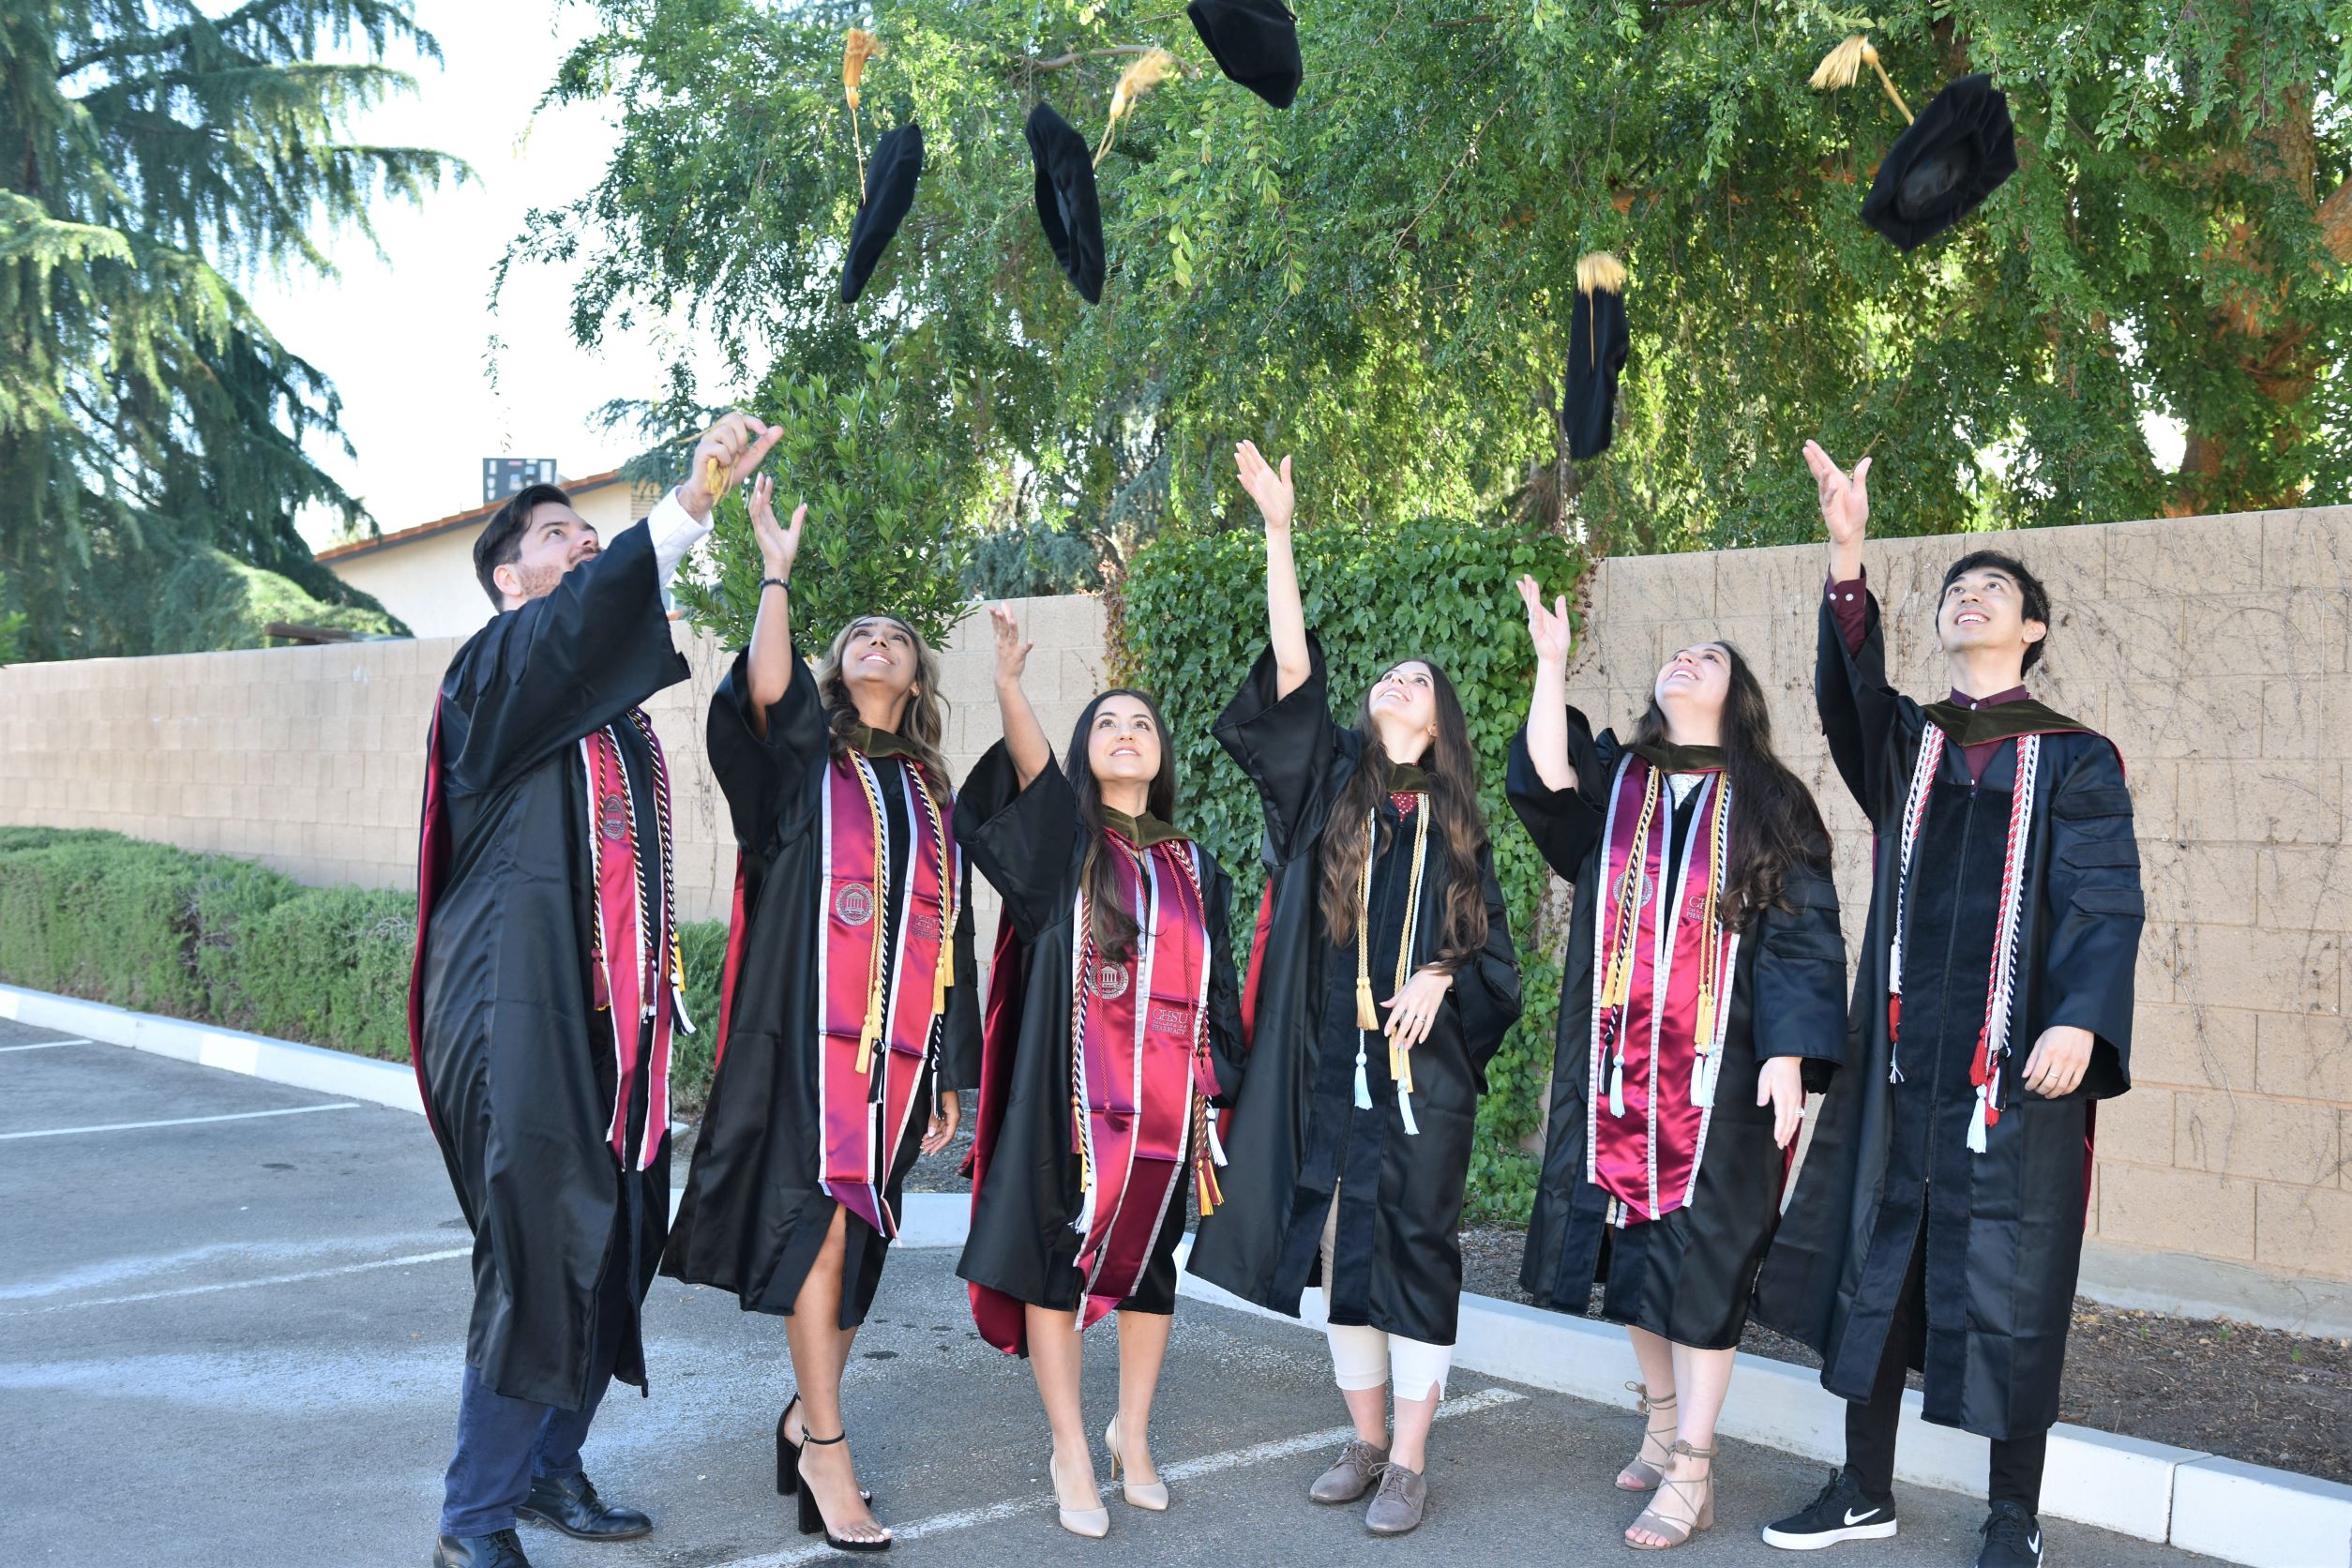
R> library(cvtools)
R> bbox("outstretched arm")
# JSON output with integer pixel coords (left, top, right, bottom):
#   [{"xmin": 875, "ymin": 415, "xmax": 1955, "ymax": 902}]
[
  {"xmin": 1234, "ymin": 440, "xmax": 1309, "ymax": 699},
  {"xmin": 1517, "ymin": 575, "xmax": 1577, "ymax": 791},
  {"xmin": 741, "ymin": 475, "xmax": 807, "ymax": 738},
  {"xmin": 1810, "ymin": 439, "xmax": 1870, "ymax": 587},
  {"xmin": 988, "ymin": 605, "xmax": 1051, "ymax": 787}
]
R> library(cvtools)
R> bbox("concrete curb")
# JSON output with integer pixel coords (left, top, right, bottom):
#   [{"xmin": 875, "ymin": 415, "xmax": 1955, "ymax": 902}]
[
  {"xmin": 8, "ymin": 981, "xmax": 2345, "ymax": 1566},
  {"xmin": 0, "ymin": 983, "xmax": 425, "ymax": 1114}
]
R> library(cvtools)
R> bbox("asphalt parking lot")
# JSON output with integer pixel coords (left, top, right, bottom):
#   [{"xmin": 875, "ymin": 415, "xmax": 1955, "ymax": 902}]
[{"xmin": 0, "ymin": 1017, "xmax": 2220, "ymax": 1567}]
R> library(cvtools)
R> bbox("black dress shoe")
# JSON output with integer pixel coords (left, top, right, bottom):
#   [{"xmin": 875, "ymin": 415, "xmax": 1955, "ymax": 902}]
[
  {"xmin": 432, "ymin": 1529, "xmax": 531, "ymax": 1568},
  {"xmin": 516, "ymin": 1470, "xmax": 654, "ymax": 1542}
]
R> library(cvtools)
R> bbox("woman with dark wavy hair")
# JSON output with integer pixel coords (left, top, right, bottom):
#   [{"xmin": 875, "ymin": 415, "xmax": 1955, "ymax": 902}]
[
  {"xmin": 1186, "ymin": 443, "xmax": 1522, "ymax": 1540},
  {"xmin": 662, "ymin": 478, "xmax": 979, "ymax": 1553},
  {"xmin": 954, "ymin": 606, "xmax": 1246, "ymax": 1540},
  {"xmin": 1507, "ymin": 578, "xmax": 1848, "ymax": 1551}
]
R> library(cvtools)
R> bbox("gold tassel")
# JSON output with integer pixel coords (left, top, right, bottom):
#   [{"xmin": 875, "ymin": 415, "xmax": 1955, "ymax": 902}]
[
  {"xmin": 701, "ymin": 453, "xmax": 728, "ymax": 504},
  {"xmin": 1391, "ymin": 1035, "xmax": 1415, "ymax": 1094},
  {"xmin": 1093, "ymin": 48, "xmax": 1177, "ymax": 169},
  {"xmin": 1356, "ymin": 973, "xmax": 1379, "ymax": 1031},
  {"xmin": 1576, "ymin": 250, "xmax": 1627, "ymax": 296},
  {"xmin": 932, "ymin": 926, "xmax": 953, "ymax": 1017},
  {"xmin": 855, "ymin": 990, "xmax": 882, "ymax": 1074},
  {"xmin": 842, "ymin": 28, "xmax": 882, "ymax": 111},
  {"xmin": 1809, "ymin": 34, "xmax": 1913, "ymax": 123}
]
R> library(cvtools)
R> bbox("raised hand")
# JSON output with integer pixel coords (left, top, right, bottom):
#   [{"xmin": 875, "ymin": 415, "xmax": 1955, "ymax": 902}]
[
  {"xmin": 683, "ymin": 409, "xmax": 784, "ymax": 520},
  {"xmin": 1803, "ymin": 439, "xmax": 1871, "ymax": 550},
  {"xmin": 1518, "ymin": 575, "xmax": 1574, "ymax": 666},
  {"xmin": 1234, "ymin": 440, "xmax": 1295, "ymax": 533},
  {"xmin": 747, "ymin": 475, "xmax": 806, "ymax": 579},
  {"xmin": 988, "ymin": 603, "xmax": 1033, "ymax": 688}
]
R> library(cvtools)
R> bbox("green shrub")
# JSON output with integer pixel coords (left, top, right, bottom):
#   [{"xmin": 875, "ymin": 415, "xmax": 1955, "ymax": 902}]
[
  {"xmin": 0, "ymin": 827, "xmax": 733, "ymax": 1117},
  {"xmin": 1120, "ymin": 516, "xmax": 1585, "ymax": 1229},
  {"xmin": 210, "ymin": 885, "xmax": 416, "ymax": 1060}
]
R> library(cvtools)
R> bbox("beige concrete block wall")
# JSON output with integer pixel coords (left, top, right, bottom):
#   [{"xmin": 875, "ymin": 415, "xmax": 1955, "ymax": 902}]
[
  {"xmin": 1560, "ymin": 505, "xmax": 2352, "ymax": 1331},
  {"xmin": 0, "ymin": 594, "xmax": 1106, "ymax": 932}
]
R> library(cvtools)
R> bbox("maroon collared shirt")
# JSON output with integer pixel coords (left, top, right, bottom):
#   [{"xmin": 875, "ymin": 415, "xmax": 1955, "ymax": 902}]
[{"xmin": 1828, "ymin": 570, "xmax": 2025, "ymax": 783}]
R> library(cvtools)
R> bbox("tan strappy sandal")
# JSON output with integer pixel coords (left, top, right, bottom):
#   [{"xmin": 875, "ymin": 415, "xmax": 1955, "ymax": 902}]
[
  {"xmin": 1616, "ymin": 1382, "xmax": 1680, "ymax": 1492},
  {"xmin": 1624, "ymin": 1440, "xmax": 1715, "ymax": 1550}
]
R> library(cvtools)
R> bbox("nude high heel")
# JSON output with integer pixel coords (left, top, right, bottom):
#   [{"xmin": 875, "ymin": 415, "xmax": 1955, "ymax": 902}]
[
  {"xmin": 1050, "ymin": 1452, "xmax": 1109, "ymax": 1539},
  {"xmin": 1106, "ymin": 1416, "xmax": 1168, "ymax": 1512}
]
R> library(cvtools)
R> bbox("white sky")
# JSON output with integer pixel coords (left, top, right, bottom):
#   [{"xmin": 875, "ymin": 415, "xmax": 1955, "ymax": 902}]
[{"xmin": 249, "ymin": 2, "xmax": 731, "ymax": 549}]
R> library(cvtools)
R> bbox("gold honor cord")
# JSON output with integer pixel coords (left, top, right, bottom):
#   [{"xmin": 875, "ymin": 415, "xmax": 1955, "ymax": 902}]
[
  {"xmin": 1351, "ymin": 796, "xmax": 1432, "ymax": 1118},
  {"xmin": 850, "ymin": 754, "xmax": 888, "ymax": 1073},
  {"xmin": 906, "ymin": 761, "xmax": 955, "ymax": 1018},
  {"xmin": 1601, "ymin": 767, "xmax": 1664, "ymax": 1009},
  {"xmin": 1691, "ymin": 780, "xmax": 1730, "ymax": 1055}
]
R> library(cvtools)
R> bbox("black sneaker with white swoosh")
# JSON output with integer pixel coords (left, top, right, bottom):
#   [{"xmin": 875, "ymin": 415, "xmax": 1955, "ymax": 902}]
[
  {"xmin": 1975, "ymin": 1500, "xmax": 2045, "ymax": 1567},
  {"xmin": 1759, "ymin": 1468, "xmax": 1900, "ymax": 1550}
]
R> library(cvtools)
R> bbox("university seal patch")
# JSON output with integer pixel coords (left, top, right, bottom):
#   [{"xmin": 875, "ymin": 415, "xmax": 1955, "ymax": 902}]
[{"xmin": 835, "ymin": 882, "xmax": 876, "ymax": 927}]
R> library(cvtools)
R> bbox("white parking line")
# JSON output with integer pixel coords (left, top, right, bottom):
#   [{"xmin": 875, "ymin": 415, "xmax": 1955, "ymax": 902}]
[
  {"xmin": 0, "ymin": 1245, "xmax": 472, "ymax": 1317},
  {"xmin": 0, "ymin": 1037, "xmax": 93, "ymax": 1052},
  {"xmin": 703, "ymin": 1385, "xmax": 1530, "ymax": 1568},
  {"xmin": 0, "ymin": 1102, "xmax": 361, "ymax": 1141}
]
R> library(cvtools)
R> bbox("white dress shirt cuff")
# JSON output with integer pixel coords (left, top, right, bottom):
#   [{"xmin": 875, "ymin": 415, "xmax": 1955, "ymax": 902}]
[{"xmin": 646, "ymin": 487, "xmax": 712, "ymax": 587}]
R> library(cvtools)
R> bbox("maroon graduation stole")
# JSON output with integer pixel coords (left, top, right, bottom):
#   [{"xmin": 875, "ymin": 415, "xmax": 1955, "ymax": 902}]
[
  {"xmin": 1067, "ymin": 822, "xmax": 1219, "ymax": 1329},
  {"xmin": 580, "ymin": 710, "xmax": 689, "ymax": 1172},
  {"xmin": 1584, "ymin": 748, "xmax": 1738, "ymax": 1226},
  {"xmin": 815, "ymin": 739, "xmax": 959, "ymax": 1239}
]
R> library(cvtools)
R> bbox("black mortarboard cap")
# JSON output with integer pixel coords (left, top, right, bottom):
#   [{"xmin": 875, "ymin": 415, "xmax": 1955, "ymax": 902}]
[
  {"xmin": 1861, "ymin": 73, "xmax": 2017, "ymax": 250},
  {"xmin": 1025, "ymin": 102, "xmax": 1105, "ymax": 304},
  {"xmin": 1186, "ymin": 0, "xmax": 1303, "ymax": 110},
  {"xmin": 1563, "ymin": 254, "xmax": 1629, "ymax": 461},
  {"xmin": 839, "ymin": 121, "xmax": 923, "ymax": 303}
]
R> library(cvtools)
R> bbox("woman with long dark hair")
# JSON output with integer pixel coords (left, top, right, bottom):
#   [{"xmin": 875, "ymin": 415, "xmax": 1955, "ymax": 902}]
[
  {"xmin": 955, "ymin": 606, "xmax": 1246, "ymax": 1540},
  {"xmin": 1507, "ymin": 578, "xmax": 1848, "ymax": 1551},
  {"xmin": 662, "ymin": 478, "xmax": 980, "ymax": 1553},
  {"xmin": 1186, "ymin": 443, "xmax": 1521, "ymax": 1539}
]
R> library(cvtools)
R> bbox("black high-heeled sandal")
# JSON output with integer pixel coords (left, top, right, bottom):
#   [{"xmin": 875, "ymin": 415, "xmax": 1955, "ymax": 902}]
[
  {"xmin": 796, "ymin": 1431, "xmax": 892, "ymax": 1553},
  {"xmin": 776, "ymin": 1395, "xmax": 872, "ymax": 1504}
]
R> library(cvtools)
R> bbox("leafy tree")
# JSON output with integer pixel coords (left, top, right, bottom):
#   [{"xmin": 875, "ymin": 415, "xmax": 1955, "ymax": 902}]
[
  {"xmin": 671, "ymin": 342, "xmax": 979, "ymax": 652},
  {"xmin": 1, "ymin": 1, "xmax": 460, "ymax": 659},
  {"xmin": 537, "ymin": 0, "xmax": 2347, "ymax": 561}
]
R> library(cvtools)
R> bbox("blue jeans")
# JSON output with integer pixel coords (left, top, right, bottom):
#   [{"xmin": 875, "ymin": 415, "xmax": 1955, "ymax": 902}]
[{"xmin": 439, "ymin": 1259, "xmax": 628, "ymax": 1538}]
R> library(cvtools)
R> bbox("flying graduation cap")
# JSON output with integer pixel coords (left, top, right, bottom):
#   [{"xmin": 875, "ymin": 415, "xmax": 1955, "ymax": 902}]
[
  {"xmin": 837, "ymin": 28, "xmax": 924, "ymax": 304},
  {"xmin": 1562, "ymin": 253, "xmax": 1629, "ymax": 461},
  {"xmin": 1026, "ymin": 50, "xmax": 1178, "ymax": 303},
  {"xmin": 1812, "ymin": 36, "xmax": 2018, "ymax": 251},
  {"xmin": 1186, "ymin": 0, "xmax": 1303, "ymax": 109}
]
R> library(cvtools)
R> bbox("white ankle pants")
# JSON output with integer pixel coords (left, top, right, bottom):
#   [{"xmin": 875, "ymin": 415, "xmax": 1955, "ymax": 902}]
[{"xmin": 1319, "ymin": 1187, "xmax": 1452, "ymax": 1401}]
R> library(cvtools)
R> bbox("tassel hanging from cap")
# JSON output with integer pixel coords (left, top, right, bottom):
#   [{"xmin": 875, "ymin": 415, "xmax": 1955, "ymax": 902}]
[
  {"xmin": 1094, "ymin": 47, "xmax": 1177, "ymax": 169},
  {"xmin": 1576, "ymin": 250, "xmax": 1627, "ymax": 296},
  {"xmin": 843, "ymin": 28, "xmax": 883, "ymax": 186},
  {"xmin": 1809, "ymin": 34, "xmax": 1914, "ymax": 124}
]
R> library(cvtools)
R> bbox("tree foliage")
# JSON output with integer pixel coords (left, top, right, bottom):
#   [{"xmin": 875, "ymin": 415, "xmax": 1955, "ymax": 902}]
[
  {"xmin": 1121, "ymin": 513, "xmax": 1582, "ymax": 1225},
  {"xmin": 0, "ymin": 1, "xmax": 460, "ymax": 659},
  {"xmin": 537, "ymin": 0, "xmax": 2345, "ymax": 571},
  {"xmin": 671, "ymin": 341, "xmax": 980, "ymax": 652}
]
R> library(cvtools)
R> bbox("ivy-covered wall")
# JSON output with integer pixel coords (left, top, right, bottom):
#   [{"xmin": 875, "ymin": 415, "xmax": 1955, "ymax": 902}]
[{"xmin": 1117, "ymin": 519, "xmax": 1585, "ymax": 1225}]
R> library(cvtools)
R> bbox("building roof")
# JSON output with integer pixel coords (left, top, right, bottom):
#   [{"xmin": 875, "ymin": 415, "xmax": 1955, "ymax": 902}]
[{"xmin": 312, "ymin": 469, "xmax": 627, "ymax": 563}]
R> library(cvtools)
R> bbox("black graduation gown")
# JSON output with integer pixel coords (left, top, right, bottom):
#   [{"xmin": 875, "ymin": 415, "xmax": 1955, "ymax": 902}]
[
  {"xmin": 412, "ymin": 520, "xmax": 686, "ymax": 1410},
  {"xmin": 954, "ymin": 743, "xmax": 1248, "ymax": 1320},
  {"xmin": 1753, "ymin": 590, "xmax": 2144, "ymax": 1441},
  {"xmin": 1508, "ymin": 716, "xmax": 1848, "ymax": 1350},
  {"xmin": 661, "ymin": 650, "xmax": 980, "ymax": 1325},
  {"xmin": 1185, "ymin": 641, "xmax": 1522, "ymax": 1346}
]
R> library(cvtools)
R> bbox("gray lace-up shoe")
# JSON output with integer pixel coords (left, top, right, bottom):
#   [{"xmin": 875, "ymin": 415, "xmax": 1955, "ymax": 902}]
[
  {"xmin": 1308, "ymin": 1439, "xmax": 1389, "ymax": 1504},
  {"xmin": 1364, "ymin": 1461, "xmax": 1427, "ymax": 1535}
]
